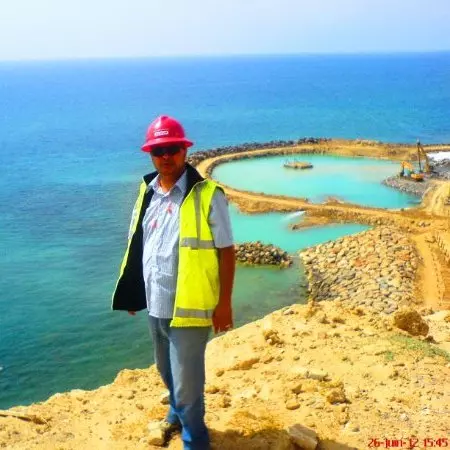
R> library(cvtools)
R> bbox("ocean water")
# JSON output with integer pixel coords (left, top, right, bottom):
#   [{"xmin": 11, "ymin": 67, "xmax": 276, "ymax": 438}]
[{"xmin": 1, "ymin": 53, "xmax": 449, "ymax": 409}]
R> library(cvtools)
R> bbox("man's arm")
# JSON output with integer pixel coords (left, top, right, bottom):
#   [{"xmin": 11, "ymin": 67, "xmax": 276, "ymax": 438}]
[{"xmin": 213, "ymin": 245, "xmax": 236, "ymax": 333}]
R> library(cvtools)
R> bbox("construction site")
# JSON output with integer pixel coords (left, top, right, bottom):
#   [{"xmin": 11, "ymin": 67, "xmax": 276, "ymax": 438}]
[{"xmin": 195, "ymin": 139, "xmax": 450, "ymax": 310}]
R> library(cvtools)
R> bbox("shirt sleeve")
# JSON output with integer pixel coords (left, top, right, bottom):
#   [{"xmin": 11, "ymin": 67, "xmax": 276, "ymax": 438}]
[{"xmin": 208, "ymin": 189, "xmax": 234, "ymax": 248}]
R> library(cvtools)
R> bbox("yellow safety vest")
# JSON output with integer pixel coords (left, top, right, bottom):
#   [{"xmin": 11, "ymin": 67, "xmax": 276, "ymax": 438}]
[{"xmin": 112, "ymin": 165, "xmax": 222, "ymax": 328}]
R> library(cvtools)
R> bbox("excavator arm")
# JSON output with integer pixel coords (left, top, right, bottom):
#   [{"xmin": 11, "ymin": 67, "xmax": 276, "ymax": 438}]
[{"xmin": 417, "ymin": 140, "xmax": 431, "ymax": 173}]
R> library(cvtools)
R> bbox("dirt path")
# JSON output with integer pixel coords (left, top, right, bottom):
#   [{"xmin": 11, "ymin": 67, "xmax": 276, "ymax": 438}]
[{"xmin": 411, "ymin": 233, "xmax": 445, "ymax": 309}]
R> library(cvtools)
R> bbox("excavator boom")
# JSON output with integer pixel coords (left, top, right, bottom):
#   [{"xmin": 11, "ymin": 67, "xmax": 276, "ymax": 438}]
[{"xmin": 417, "ymin": 141, "xmax": 431, "ymax": 173}]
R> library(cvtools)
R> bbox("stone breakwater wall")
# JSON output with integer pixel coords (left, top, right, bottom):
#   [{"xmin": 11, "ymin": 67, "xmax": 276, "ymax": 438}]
[
  {"xmin": 187, "ymin": 138, "xmax": 328, "ymax": 167},
  {"xmin": 382, "ymin": 176, "xmax": 430, "ymax": 197},
  {"xmin": 202, "ymin": 148, "xmax": 330, "ymax": 179},
  {"xmin": 292, "ymin": 209, "xmax": 396, "ymax": 228},
  {"xmin": 235, "ymin": 242, "xmax": 293, "ymax": 268},
  {"xmin": 299, "ymin": 227, "xmax": 418, "ymax": 314},
  {"xmin": 293, "ymin": 209, "xmax": 433, "ymax": 231}
]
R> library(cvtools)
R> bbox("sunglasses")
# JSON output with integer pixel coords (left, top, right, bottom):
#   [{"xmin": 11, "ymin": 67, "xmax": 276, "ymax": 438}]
[{"xmin": 151, "ymin": 145, "xmax": 184, "ymax": 157}]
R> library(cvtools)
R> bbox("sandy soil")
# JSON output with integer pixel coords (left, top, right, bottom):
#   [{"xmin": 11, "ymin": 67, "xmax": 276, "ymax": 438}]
[{"xmin": 1, "ymin": 301, "xmax": 449, "ymax": 450}]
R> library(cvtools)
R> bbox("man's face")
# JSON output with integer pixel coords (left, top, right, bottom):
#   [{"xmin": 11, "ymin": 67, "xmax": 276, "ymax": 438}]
[{"xmin": 150, "ymin": 145, "xmax": 187, "ymax": 177}]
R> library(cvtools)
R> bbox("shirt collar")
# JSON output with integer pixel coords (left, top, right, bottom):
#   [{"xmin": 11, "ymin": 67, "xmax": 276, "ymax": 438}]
[{"xmin": 148, "ymin": 169, "xmax": 187, "ymax": 197}]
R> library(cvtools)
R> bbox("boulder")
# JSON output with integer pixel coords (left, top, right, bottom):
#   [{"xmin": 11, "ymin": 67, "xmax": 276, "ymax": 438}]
[
  {"xmin": 393, "ymin": 309, "xmax": 429, "ymax": 336},
  {"xmin": 287, "ymin": 424, "xmax": 319, "ymax": 449}
]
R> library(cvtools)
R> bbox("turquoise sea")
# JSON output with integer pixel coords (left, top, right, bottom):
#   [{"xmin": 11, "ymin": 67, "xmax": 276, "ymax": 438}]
[{"xmin": 1, "ymin": 53, "xmax": 449, "ymax": 409}]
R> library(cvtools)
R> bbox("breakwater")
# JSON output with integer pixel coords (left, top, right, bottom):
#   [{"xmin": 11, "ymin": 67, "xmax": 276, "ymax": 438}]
[
  {"xmin": 300, "ymin": 226, "xmax": 418, "ymax": 314},
  {"xmin": 382, "ymin": 176, "xmax": 430, "ymax": 197},
  {"xmin": 187, "ymin": 138, "xmax": 327, "ymax": 167},
  {"xmin": 235, "ymin": 242, "xmax": 293, "ymax": 268}
]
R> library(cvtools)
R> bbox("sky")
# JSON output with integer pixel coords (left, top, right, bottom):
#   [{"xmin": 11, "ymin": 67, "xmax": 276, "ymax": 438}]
[{"xmin": 1, "ymin": 0, "xmax": 450, "ymax": 61}]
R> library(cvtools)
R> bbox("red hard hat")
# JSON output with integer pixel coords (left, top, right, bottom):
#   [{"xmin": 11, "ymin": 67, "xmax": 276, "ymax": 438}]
[{"xmin": 141, "ymin": 115, "xmax": 193, "ymax": 152}]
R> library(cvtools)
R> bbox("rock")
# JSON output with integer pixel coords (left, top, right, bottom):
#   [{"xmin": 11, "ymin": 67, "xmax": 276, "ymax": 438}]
[
  {"xmin": 325, "ymin": 387, "xmax": 347, "ymax": 404},
  {"xmin": 285, "ymin": 398, "xmax": 300, "ymax": 410},
  {"xmin": 160, "ymin": 391, "xmax": 170, "ymax": 405},
  {"xmin": 262, "ymin": 320, "xmax": 284, "ymax": 345},
  {"xmin": 287, "ymin": 381, "xmax": 303, "ymax": 394},
  {"xmin": 231, "ymin": 354, "xmax": 260, "ymax": 370},
  {"xmin": 290, "ymin": 365, "xmax": 310, "ymax": 378},
  {"xmin": 147, "ymin": 421, "xmax": 165, "ymax": 446},
  {"xmin": 217, "ymin": 395, "xmax": 231, "ymax": 408},
  {"xmin": 393, "ymin": 309, "xmax": 429, "ymax": 336},
  {"xmin": 282, "ymin": 307, "xmax": 296, "ymax": 316},
  {"xmin": 261, "ymin": 354, "xmax": 274, "ymax": 364},
  {"xmin": 287, "ymin": 424, "xmax": 319, "ymax": 449},
  {"xmin": 205, "ymin": 385, "xmax": 220, "ymax": 394},
  {"xmin": 308, "ymin": 369, "xmax": 328, "ymax": 381},
  {"xmin": 235, "ymin": 241, "xmax": 293, "ymax": 267}
]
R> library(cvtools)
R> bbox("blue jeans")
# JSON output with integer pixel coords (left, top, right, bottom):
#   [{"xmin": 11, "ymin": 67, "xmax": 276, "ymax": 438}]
[{"xmin": 148, "ymin": 316, "xmax": 211, "ymax": 450}]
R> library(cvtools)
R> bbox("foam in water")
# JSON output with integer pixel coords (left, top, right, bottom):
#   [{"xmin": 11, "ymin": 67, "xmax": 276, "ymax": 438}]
[{"xmin": 283, "ymin": 211, "xmax": 306, "ymax": 222}]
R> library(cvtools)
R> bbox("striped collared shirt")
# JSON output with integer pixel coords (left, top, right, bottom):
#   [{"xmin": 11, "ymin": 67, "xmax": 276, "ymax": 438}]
[{"xmin": 142, "ymin": 170, "xmax": 233, "ymax": 319}]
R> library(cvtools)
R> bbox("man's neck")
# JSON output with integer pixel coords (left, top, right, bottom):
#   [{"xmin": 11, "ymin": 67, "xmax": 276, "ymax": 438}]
[{"xmin": 158, "ymin": 169, "xmax": 185, "ymax": 193}]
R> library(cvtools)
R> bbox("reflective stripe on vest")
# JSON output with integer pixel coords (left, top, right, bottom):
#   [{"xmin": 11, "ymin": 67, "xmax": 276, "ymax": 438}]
[{"xmin": 174, "ymin": 307, "xmax": 214, "ymax": 319}]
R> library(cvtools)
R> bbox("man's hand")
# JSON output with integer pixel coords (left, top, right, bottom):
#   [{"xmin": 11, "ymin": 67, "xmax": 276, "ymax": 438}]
[
  {"xmin": 212, "ymin": 302, "xmax": 233, "ymax": 334},
  {"xmin": 128, "ymin": 311, "xmax": 136, "ymax": 316},
  {"xmin": 214, "ymin": 245, "xmax": 235, "ymax": 334}
]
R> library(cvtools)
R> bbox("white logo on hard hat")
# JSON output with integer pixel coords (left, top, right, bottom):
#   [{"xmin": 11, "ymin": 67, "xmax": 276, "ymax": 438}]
[{"xmin": 154, "ymin": 130, "xmax": 169, "ymax": 137}]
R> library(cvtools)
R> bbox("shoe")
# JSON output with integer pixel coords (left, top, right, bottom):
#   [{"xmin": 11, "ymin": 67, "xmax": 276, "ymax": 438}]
[
  {"xmin": 160, "ymin": 419, "xmax": 182, "ymax": 436},
  {"xmin": 148, "ymin": 419, "xmax": 182, "ymax": 446}
]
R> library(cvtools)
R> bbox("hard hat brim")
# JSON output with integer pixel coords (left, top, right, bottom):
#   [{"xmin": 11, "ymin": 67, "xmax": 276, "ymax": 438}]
[{"xmin": 141, "ymin": 137, "xmax": 193, "ymax": 153}]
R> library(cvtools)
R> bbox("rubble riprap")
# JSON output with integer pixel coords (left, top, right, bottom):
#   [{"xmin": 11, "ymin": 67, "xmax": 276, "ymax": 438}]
[
  {"xmin": 300, "ymin": 227, "xmax": 418, "ymax": 314},
  {"xmin": 235, "ymin": 241, "xmax": 292, "ymax": 268},
  {"xmin": 187, "ymin": 138, "xmax": 328, "ymax": 167},
  {"xmin": 382, "ymin": 176, "xmax": 430, "ymax": 197}
]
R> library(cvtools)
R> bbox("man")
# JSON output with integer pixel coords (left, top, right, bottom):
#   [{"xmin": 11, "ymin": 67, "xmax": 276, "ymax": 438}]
[{"xmin": 112, "ymin": 115, "xmax": 235, "ymax": 450}]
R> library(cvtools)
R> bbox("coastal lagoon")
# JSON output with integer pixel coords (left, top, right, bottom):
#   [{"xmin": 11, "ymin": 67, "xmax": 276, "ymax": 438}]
[
  {"xmin": 214, "ymin": 154, "xmax": 420, "ymax": 208},
  {"xmin": 1, "ymin": 53, "xmax": 449, "ymax": 409}
]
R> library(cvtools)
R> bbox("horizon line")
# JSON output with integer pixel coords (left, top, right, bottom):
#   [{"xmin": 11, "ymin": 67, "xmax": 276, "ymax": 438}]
[{"xmin": 1, "ymin": 49, "xmax": 450, "ymax": 64}]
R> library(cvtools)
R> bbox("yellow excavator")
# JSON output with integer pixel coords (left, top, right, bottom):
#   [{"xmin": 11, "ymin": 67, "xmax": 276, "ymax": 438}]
[{"xmin": 399, "ymin": 161, "xmax": 424, "ymax": 181}]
